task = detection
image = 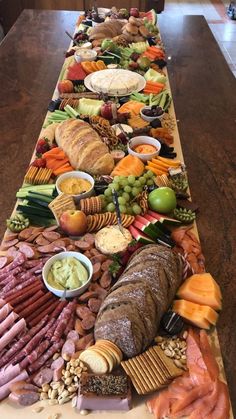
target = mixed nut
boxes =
[40,358,88,405]
[155,335,188,370]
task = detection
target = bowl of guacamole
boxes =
[42,251,93,298]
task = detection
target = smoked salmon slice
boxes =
[199,329,219,380]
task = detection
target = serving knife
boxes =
[112,189,125,236]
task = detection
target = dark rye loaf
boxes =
[94,245,183,358]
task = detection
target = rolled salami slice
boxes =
[28,340,64,373]
[0,312,18,336]
[0,252,26,275]
[0,256,11,269]
[0,363,21,386]
[0,266,23,283]
[0,369,28,401]
[0,318,26,352]
[0,316,48,368]
[0,299,6,308]
[50,300,68,320]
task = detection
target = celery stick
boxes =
[64,104,79,118]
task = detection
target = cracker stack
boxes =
[49,193,76,224]
[87,212,135,233]
[24,166,52,185]
[121,346,183,395]
[80,196,103,215]
[79,340,123,374]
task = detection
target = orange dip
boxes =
[134,144,157,154]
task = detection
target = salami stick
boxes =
[52,301,77,342]
[4,277,40,299]
[20,339,51,369]
[27,300,58,326]
[0,252,26,275]
[50,300,68,319]
[0,316,48,368]
[28,339,64,373]
[18,292,53,318]
[13,290,44,313]
[5,281,42,304]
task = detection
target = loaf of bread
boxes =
[89,20,124,41]
[55,119,114,175]
[94,245,183,357]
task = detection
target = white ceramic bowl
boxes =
[42,251,93,298]
[128,136,161,162]
[74,48,97,63]
[140,106,164,122]
[56,171,94,204]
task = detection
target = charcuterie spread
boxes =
[0,6,232,419]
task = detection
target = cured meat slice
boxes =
[0,252,26,274]
[76,305,92,320]
[0,363,21,386]
[0,278,18,297]
[4,276,39,299]
[14,290,44,313]
[0,239,19,251]
[33,368,53,386]
[15,244,35,259]
[0,311,18,336]
[18,292,54,318]
[9,389,39,406]
[11,318,54,365]
[62,339,75,359]
[28,340,64,373]
[0,266,23,283]
[20,339,51,368]
[67,330,79,341]
[75,333,94,351]
[0,316,48,368]
[0,303,12,322]
[51,356,64,382]
[6,282,42,305]
[0,318,26,352]
[52,301,77,342]
[50,300,68,319]
[64,313,75,336]
[0,369,28,401]
[9,380,39,392]
[28,300,59,327]
[42,231,61,242]
[0,256,11,269]
[88,298,102,313]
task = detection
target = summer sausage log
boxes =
[28,340,64,373]
[9,389,39,406]
[0,316,48,368]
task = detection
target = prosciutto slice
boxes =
[0,312,18,336]
[0,363,21,386]
[0,303,12,322]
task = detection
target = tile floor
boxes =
[164,0,236,76]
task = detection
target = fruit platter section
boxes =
[0,6,232,419]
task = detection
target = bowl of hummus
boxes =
[56,170,94,203]
[42,251,93,298]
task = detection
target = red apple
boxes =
[59,210,87,236]
[130,8,140,18]
[100,102,117,120]
[57,80,74,94]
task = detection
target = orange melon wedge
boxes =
[173,299,219,329]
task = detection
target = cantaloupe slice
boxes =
[111,155,145,177]
[173,299,219,330]
[177,273,222,311]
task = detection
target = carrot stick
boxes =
[53,164,73,176]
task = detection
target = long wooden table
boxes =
[0,9,236,415]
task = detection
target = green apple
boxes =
[148,187,177,214]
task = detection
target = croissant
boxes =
[55,119,114,175]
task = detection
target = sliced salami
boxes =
[92,262,101,282]
[99,271,112,289]
[74,240,92,251]
[51,356,64,382]
[0,239,19,251]
[33,367,53,386]
[78,291,98,303]
[16,244,35,259]
[0,256,11,269]
[9,389,39,406]
[62,339,75,360]
[88,297,102,313]
[28,340,64,373]
[42,231,61,242]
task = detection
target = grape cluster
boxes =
[101,171,155,215]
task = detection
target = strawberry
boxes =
[36,138,50,155]
[32,158,46,168]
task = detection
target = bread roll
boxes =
[55,119,114,175]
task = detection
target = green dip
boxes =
[47,257,88,290]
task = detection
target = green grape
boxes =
[132,187,139,197]
[128,175,136,185]
[121,179,128,187]
[118,197,126,205]
[124,185,132,193]
[146,170,154,178]
[126,207,133,215]
[118,176,125,181]
[106,195,113,203]
[139,176,146,185]
[119,205,127,213]
[134,180,141,188]
[113,176,121,182]
[104,188,112,197]
[109,182,119,191]
[106,203,115,212]
[147,179,154,186]
[122,192,130,202]
[132,204,142,215]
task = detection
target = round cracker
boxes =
[95,342,118,368]
[96,339,123,363]
[79,348,109,374]
[91,347,114,372]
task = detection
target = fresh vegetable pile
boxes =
[0,6,230,419]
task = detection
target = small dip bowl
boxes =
[128,136,161,162]
[56,171,94,204]
[140,106,164,122]
[74,48,97,63]
[42,251,93,298]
